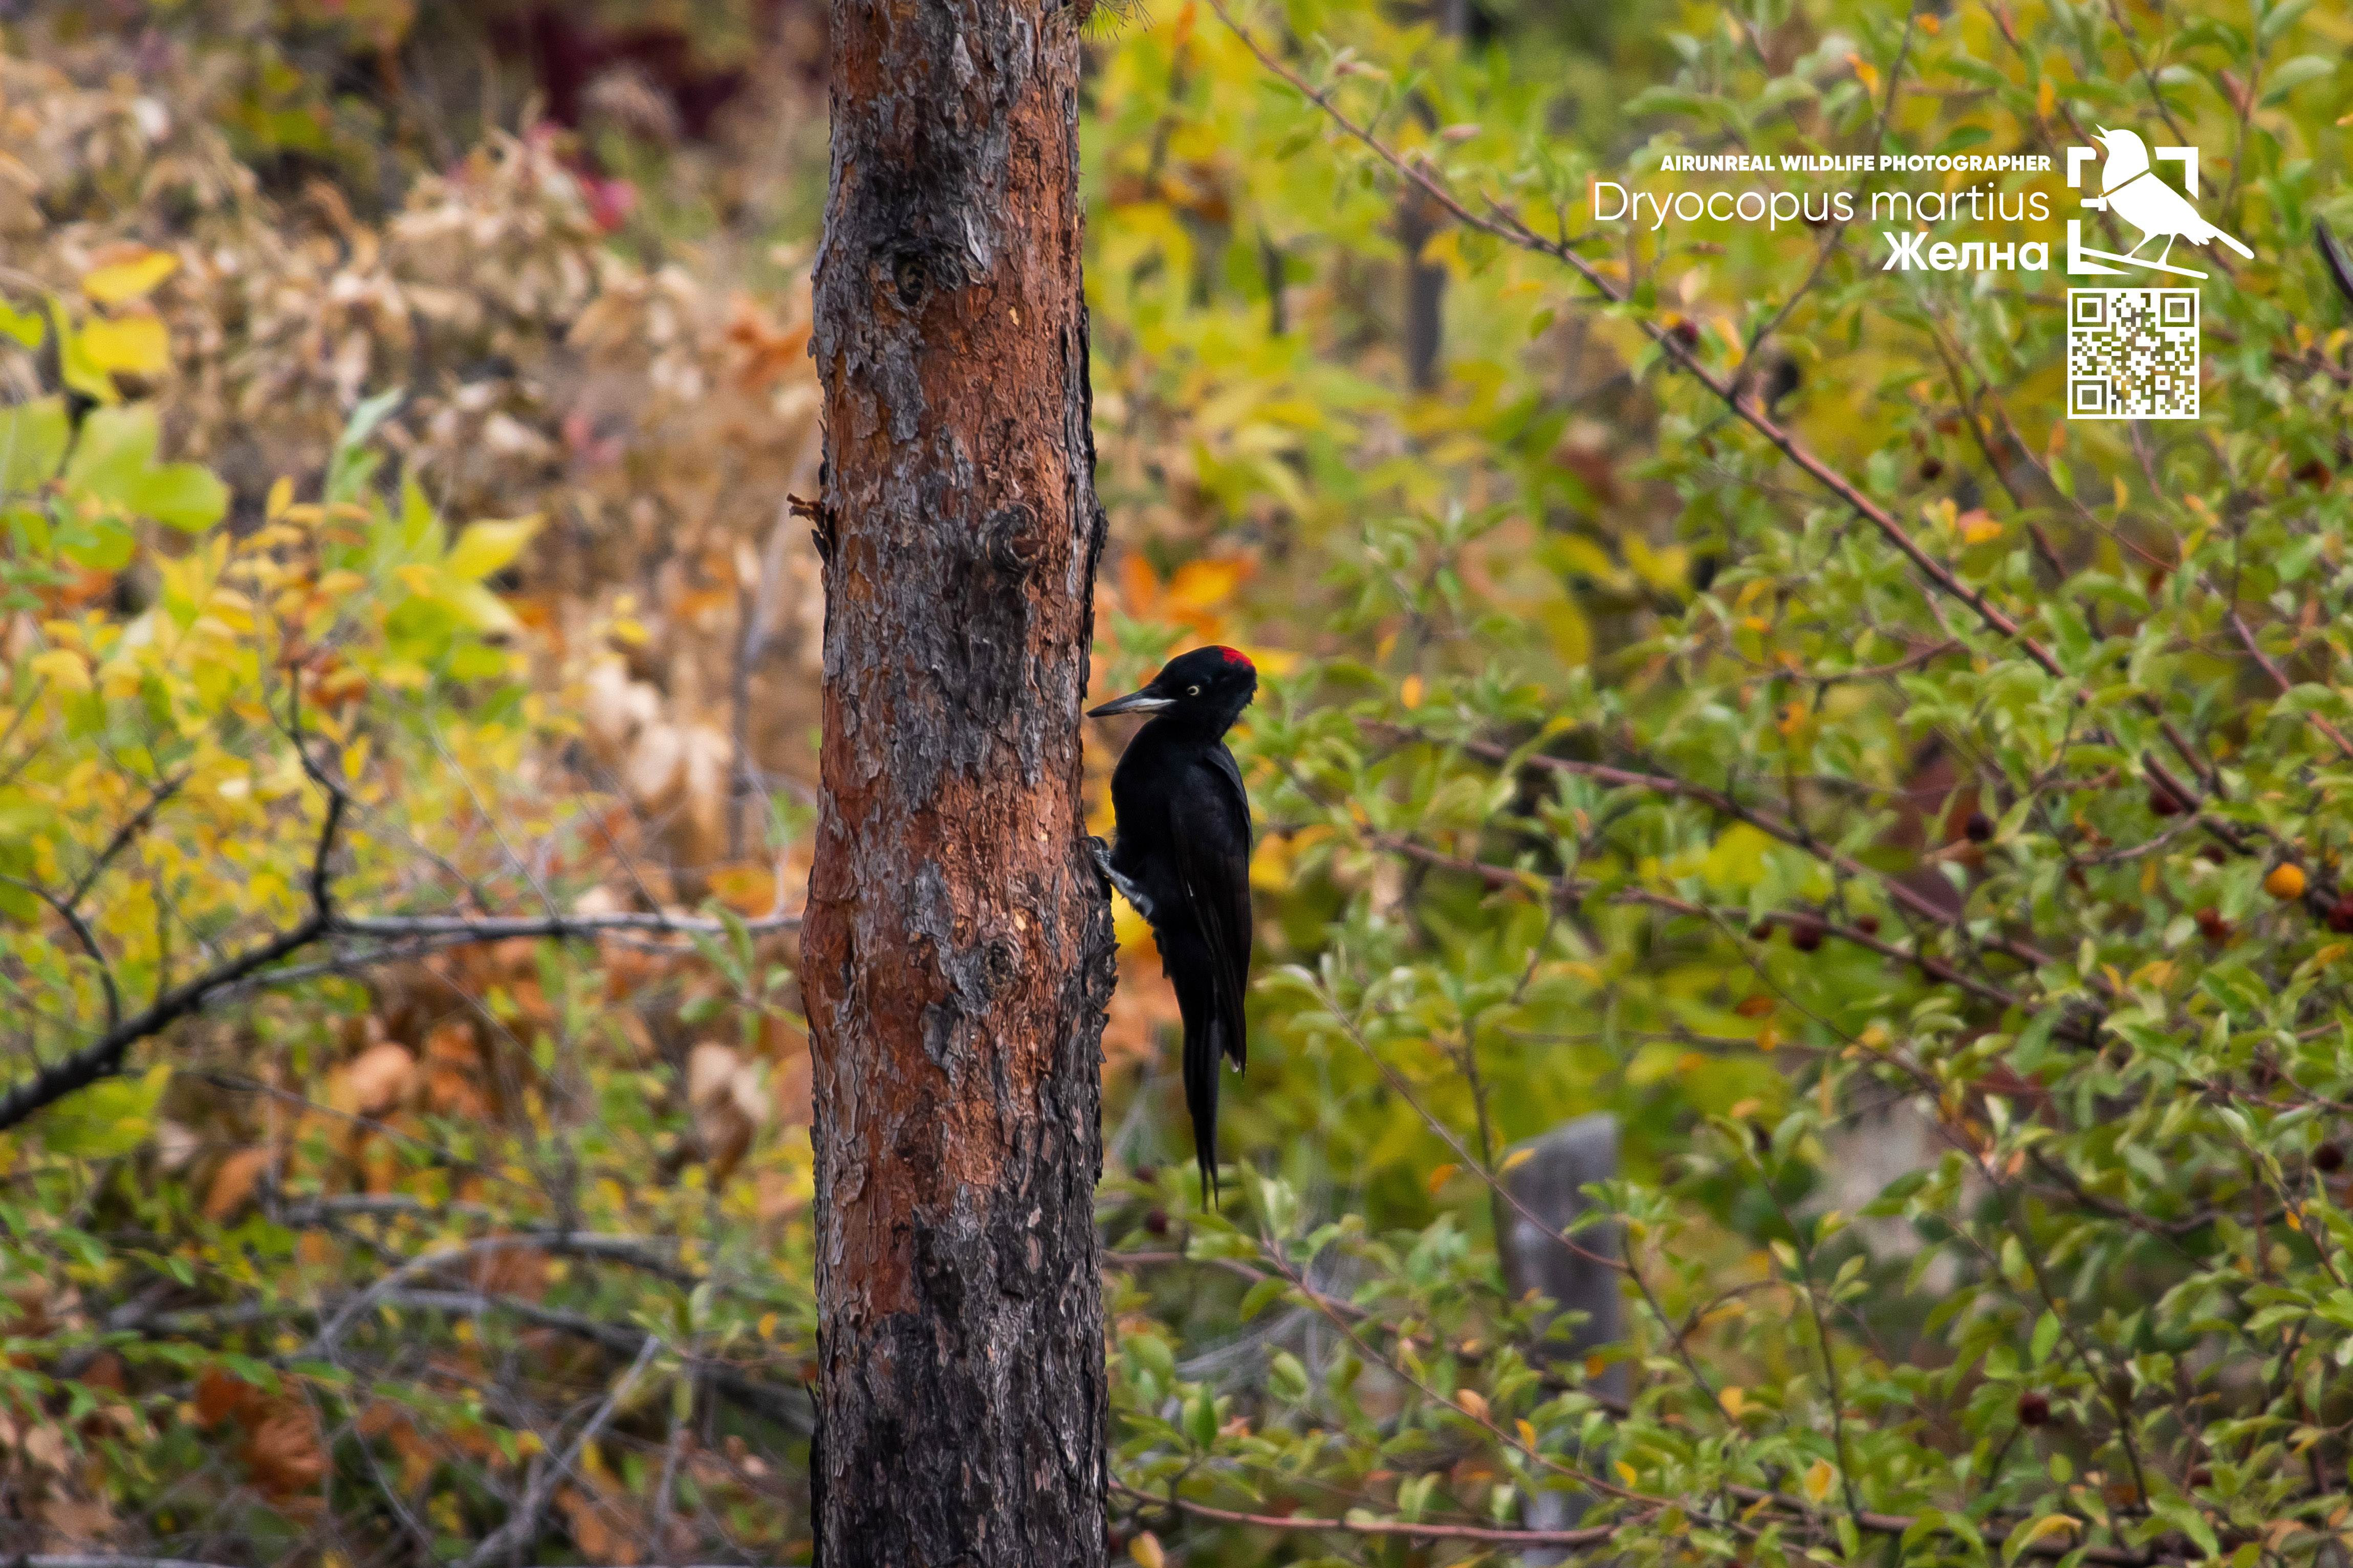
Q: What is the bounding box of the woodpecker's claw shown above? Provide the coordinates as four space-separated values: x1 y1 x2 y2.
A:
1088 837 1155 920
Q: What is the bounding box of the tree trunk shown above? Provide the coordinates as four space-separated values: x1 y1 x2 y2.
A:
802 0 1114 1562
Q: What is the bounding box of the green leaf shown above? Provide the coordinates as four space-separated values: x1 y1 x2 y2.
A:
35 1065 171 1159
1186 1386 1219 1450
2259 54 2337 106
2030 1309 2061 1367
123 460 229 533
327 386 404 503
59 403 226 531
0 397 70 494
1268 1351 1308 1402
63 402 162 497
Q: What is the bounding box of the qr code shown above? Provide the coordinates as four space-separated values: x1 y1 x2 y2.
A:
2067 289 2198 420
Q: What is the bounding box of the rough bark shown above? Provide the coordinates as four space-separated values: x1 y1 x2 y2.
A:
803 0 1114 1561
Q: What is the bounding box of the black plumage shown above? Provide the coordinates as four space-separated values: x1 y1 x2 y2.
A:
1088 646 1257 1204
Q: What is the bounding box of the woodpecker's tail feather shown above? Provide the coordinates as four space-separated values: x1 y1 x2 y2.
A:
1160 911 1243 1208
1184 1015 1222 1207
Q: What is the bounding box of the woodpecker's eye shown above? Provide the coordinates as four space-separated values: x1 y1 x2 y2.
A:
1187 684 1201 696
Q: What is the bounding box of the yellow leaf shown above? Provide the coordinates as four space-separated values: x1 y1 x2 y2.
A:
1400 674 1424 710
445 515 541 582
82 250 180 306
1130 1530 1165 1568
1959 511 2005 546
1456 1388 1489 1421
1236 643 1299 675
1614 1460 1638 1486
1163 557 1248 613
1498 1146 1535 1174
1426 1162 1458 1194
29 648 90 692
1516 1418 1537 1450
266 476 293 521
1719 1385 1747 1417
78 315 169 376
2037 77 2056 119
1802 1457 1836 1504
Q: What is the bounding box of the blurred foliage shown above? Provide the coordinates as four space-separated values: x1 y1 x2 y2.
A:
6 0 2353 1564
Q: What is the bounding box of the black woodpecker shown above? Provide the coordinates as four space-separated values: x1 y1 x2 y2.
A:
1088 645 1257 1204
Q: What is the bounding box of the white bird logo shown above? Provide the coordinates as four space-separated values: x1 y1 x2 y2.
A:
2090 126 2252 268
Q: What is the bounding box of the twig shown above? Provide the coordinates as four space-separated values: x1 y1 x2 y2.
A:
452 1334 661 1568
1109 1478 1621 1547
63 771 189 911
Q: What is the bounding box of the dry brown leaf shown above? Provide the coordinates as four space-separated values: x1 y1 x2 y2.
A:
686 1042 739 1107
203 1147 271 1221
194 1366 259 1430
343 1042 417 1117
556 1484 636 1563
471 1243 549 1301
240 1404 327 1499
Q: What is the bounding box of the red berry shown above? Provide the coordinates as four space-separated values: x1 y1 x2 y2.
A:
1144 1208 1169 1236
2016 1390 2050 1426
2316 1143 2345 1174
1789 917 1824 954
1964 811 1993 843
1854 914 1880 936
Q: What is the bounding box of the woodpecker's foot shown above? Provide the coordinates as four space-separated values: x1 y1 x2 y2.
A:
1088 838 1155 920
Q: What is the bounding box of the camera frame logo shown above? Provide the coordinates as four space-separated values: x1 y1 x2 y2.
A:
2062 130 2248 422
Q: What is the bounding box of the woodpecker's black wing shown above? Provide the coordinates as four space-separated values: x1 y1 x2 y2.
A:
1165 744 1253 1203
